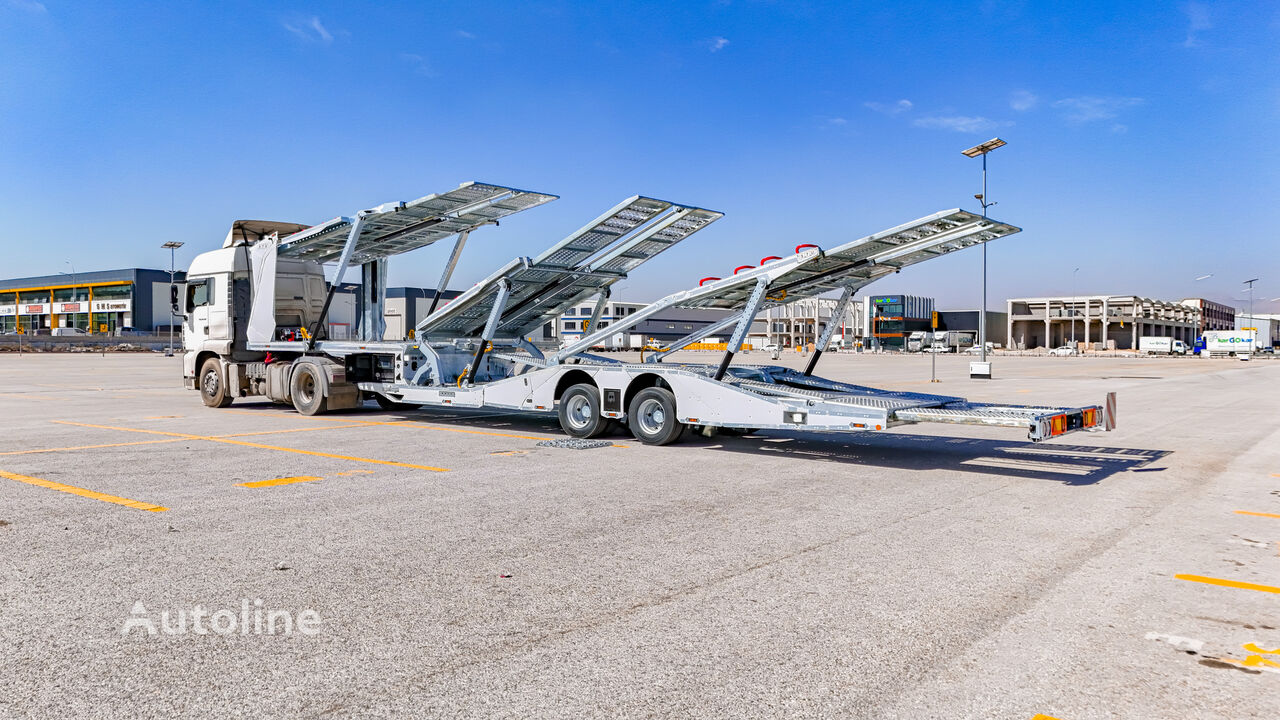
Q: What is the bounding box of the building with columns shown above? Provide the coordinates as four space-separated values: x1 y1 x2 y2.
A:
1006 295 1201 351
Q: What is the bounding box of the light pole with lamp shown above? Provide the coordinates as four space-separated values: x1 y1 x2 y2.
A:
1243 278 1259 351
1071 267 1080 348
162 242 184 356
961 137 1006 379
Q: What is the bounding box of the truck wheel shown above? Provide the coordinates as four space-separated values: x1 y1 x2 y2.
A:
558 383 609 438
199 358 233 408
628 387 684 445
290 363 328 416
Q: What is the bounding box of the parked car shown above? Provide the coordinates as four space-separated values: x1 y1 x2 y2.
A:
1048 345 1077 357
52 327 88 336
116 326 143 337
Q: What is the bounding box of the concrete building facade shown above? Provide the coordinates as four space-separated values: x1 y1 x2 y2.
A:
760 297 862 350
1007 295 1201 351
1181 297 1236 332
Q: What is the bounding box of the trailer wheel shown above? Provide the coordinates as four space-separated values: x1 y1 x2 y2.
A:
290 363 328 416
199 357 233 408
558 383 609 438
628 387 684 445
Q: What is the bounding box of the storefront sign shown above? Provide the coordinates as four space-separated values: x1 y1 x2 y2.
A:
91 299 131 313
0 305 15 317
55 302 84 313
20 304 45 314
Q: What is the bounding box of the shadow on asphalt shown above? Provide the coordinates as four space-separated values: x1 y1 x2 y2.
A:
235 401 1169 486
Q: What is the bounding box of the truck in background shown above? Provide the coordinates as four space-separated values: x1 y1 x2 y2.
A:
1200 330 1255 358
1138 336 1187 355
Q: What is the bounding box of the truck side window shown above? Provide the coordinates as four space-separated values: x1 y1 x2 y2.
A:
187 279 210 311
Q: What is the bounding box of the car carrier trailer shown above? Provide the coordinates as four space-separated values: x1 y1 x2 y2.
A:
180 181 1114 445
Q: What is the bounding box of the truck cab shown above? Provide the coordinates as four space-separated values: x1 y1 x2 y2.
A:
181 220 326 399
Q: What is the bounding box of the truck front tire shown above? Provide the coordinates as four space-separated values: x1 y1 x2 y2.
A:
290 363 328 416
199 358 234 408
627 387 684 445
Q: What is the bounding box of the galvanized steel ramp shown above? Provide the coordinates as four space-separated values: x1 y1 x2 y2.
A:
275 182 558 265
682 209 1019 310
415 196 722 339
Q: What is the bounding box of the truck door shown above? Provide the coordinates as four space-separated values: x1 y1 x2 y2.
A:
187 278 213 341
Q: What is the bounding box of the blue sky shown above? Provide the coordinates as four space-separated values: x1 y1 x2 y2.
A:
2 1 1277 310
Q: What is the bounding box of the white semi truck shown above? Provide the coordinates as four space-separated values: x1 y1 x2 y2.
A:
179 181 1113 445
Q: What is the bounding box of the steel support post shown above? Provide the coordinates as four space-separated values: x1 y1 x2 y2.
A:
308 212 368 351
714 277 769 382
427 230 471 315
466 279 511 386
585 289 610 336
804 285 854 376
646 313 743 363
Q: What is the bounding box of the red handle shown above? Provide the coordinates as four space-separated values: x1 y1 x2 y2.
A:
699 276 721 286
760 255 782 265
733 265 755 275
795 244 819 254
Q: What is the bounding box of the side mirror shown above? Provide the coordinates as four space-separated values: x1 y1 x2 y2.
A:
169 284 186 319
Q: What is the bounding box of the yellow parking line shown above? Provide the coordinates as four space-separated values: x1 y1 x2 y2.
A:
238 476 322 488
1175 574 1280 594
0 468 167 512
1235 510 1280 520
220 408 548 440
1031 715 1063 720
216 424 374 438
0 438 187 456
52 420 449 472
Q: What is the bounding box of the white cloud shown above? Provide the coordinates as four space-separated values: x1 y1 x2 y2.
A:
1009 90 1038 112
1182 2 1211 47
398 53 436 77
863 99 913 116
1052 96 1144 124
708 36 729 52
456 29 476 39
283 16 333 43
911 115 1012 133
6 0 46 11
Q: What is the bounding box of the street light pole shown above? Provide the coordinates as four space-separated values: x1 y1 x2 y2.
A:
1244 278 1259 348
1072 267 1080 347
961 137 1006 378
161 242 184 356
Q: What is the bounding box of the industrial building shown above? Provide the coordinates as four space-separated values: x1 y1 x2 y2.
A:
936 310 1009 347
1237 312 1280 350
1180 297 1236 333
758 297 862 350
1006 295 1201 351
862 294 934 351
0 268 186 334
